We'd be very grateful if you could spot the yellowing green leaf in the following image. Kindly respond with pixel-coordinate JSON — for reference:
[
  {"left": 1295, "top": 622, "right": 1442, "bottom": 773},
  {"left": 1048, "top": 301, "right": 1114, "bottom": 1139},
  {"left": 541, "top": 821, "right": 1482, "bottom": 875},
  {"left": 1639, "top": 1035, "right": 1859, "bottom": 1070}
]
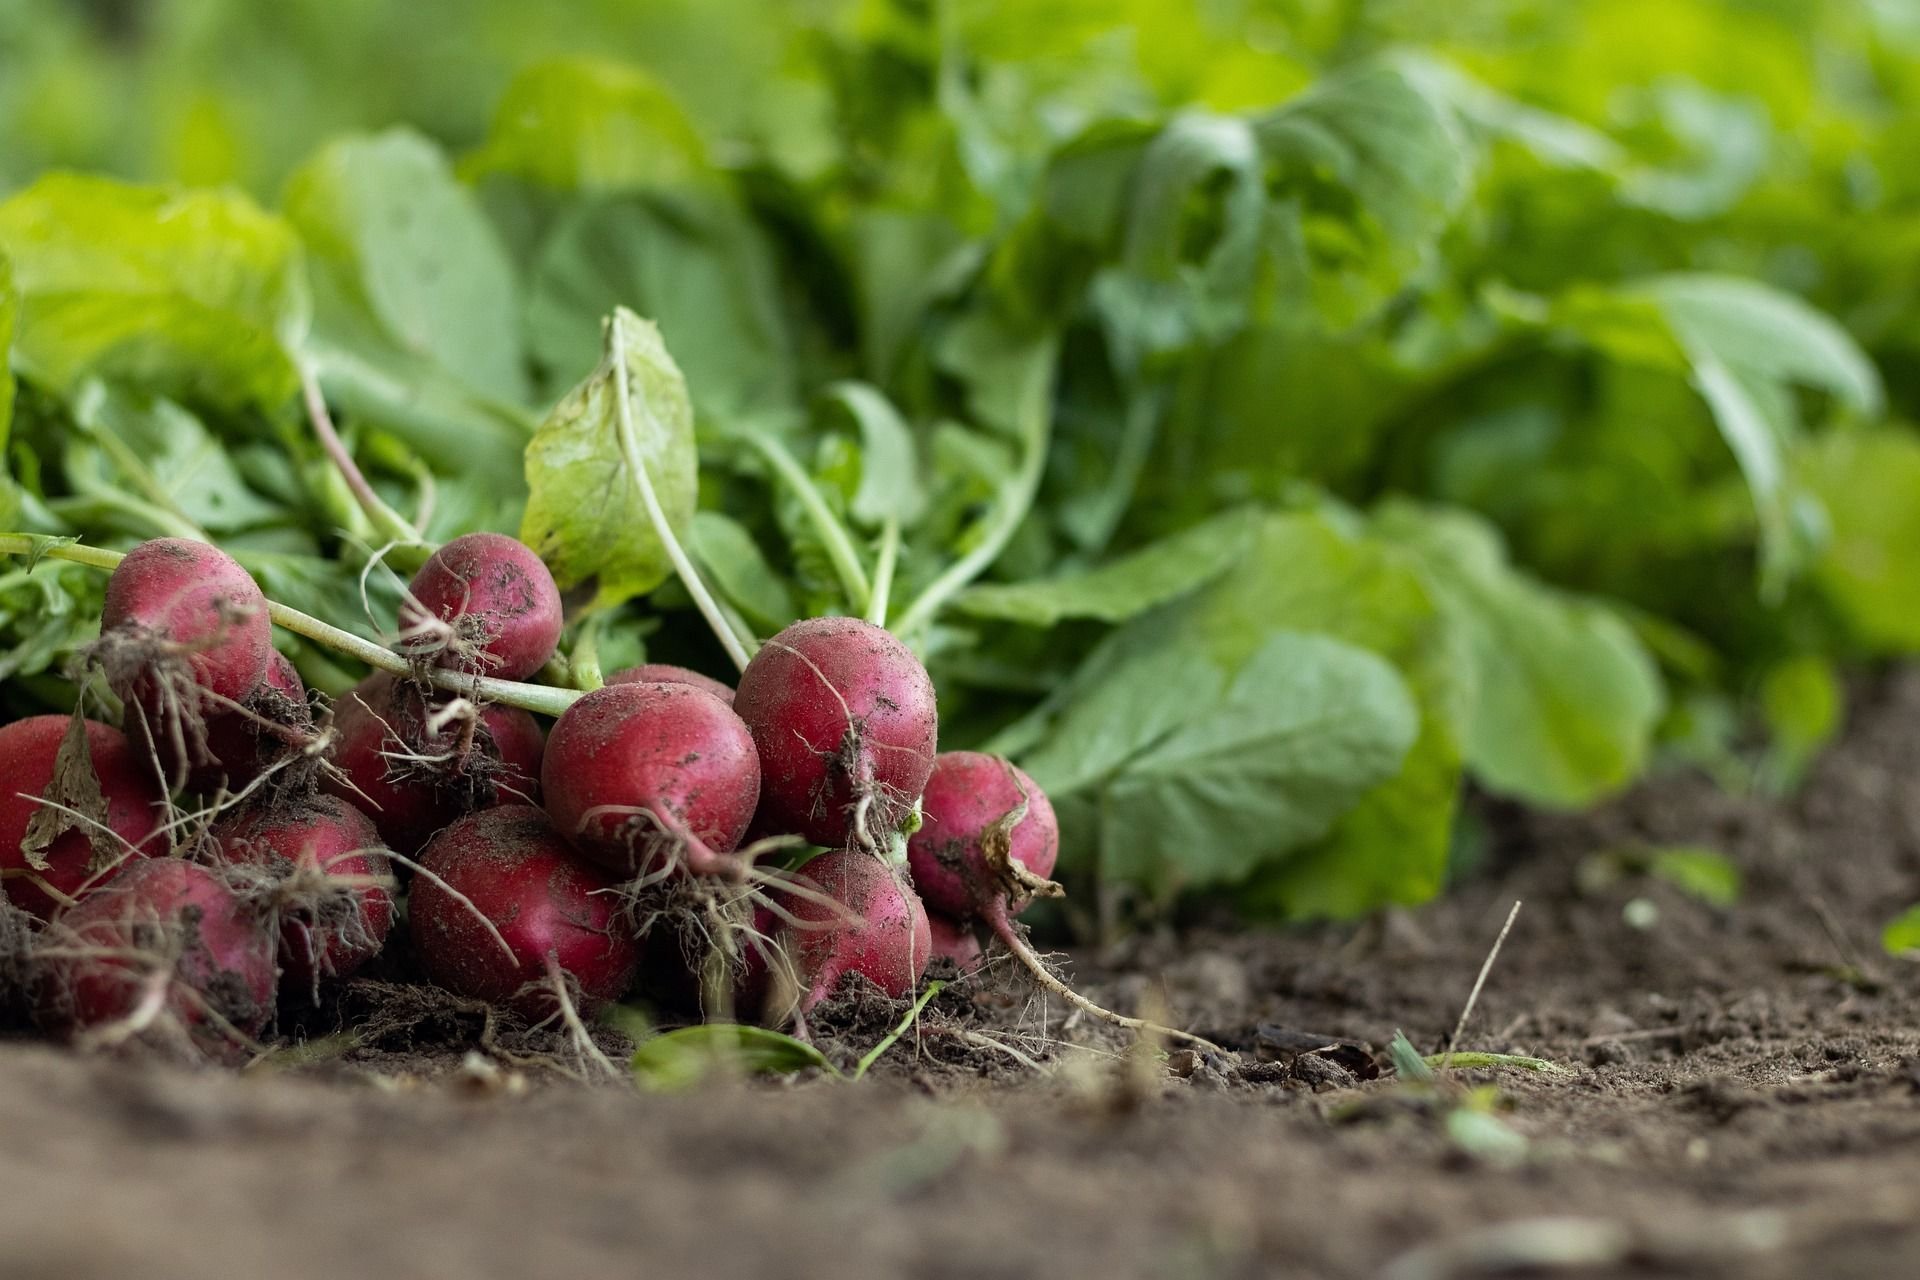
[
  {"left": 1885, "top": 906, "right": 1920, "bottom": 958},
  {"left": 521, "top": 309, "right": 697, "bottom": 609},
  {"left": 630, "top": 1023, "right": 831, "bottom": 1091},
  {"left": 0, "top": 174, "right": 307, "bottom": 410}
]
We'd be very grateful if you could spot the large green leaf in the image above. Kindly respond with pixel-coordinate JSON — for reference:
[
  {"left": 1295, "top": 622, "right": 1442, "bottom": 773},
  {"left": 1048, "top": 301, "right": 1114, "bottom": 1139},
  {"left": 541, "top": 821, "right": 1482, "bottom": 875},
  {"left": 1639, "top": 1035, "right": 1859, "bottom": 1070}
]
[
  {"left": 1373, "top": 501, "right": 1664, "bottom": 808},
  {"left": 523, "top": 193, "right": 795, "bottom": 417},
  {"left": 67, "top": 382, "right": 281, "bottom": 534},
  {"left": 284, "top": 128, "right": 526, "bottom": 404},
  {"left": 1795, "top": 429, "right": 1920, "bottom": 653},
  {"left": 0, "top": 250, "right": 15, "bottom": 447},
  {"left": 820, "top": 381, "right": 927, "bottom": 529},
  {"left": 521, "top": 308, "right": 697, "bottom": 609},
  {"left": 0, "top": 174, "right": 308, "bottom": 410},
  {"left": 464, "top": 57, "right": 711, "bottom": 193},
  {"left": 1022, "top": 627, "right": 1418, "bottom": 893},
  {"left": 956, "top": 507, "right": 1260, "bottom": 626}
]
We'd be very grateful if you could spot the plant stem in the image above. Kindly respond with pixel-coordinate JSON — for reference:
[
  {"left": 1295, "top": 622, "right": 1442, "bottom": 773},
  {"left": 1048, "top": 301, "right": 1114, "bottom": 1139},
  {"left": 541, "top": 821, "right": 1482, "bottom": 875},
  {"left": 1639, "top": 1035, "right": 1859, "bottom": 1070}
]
[
  {"left": 301, "top": 366, "right": 429, "bottom": 551},
  {"left": 739, "top": 429, "right": 871, "bottom": 610},
  {"left": 0, "top": 535, "right": 581, "bottom": 718},
  {"left": 607, "top": 311, "right": 753, "bottom": 673},
  {"left": 893, "top": 336, "right": 1057, "bottom": 639},
  {"left": 850, "top": 980, "right": 944, "bottom": 1081},
  {"left": 866, "top": 517, "right": 899, "bottom": 627}
]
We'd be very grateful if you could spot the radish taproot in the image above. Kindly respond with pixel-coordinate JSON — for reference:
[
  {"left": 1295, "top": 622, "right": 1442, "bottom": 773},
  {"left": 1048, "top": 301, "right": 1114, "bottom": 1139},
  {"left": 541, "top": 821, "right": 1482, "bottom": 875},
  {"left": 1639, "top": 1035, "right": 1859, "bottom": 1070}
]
[
  {"left": 906, "top": 752, "right": 1058, "bottom": 922},
  {"left": 323, "top": 671, "right": 544, "bottom": 855},
  {"left": 733, "top": 617, "right": 937, "bottom": 850},
  {"left": 410, "top": 805, "right": 639, "bottom": 1019},
  {"left": 0, "top": 716, "right": 166, "bottom": 920},
  {"left": 35, "top": 858, "right": 277, "bottom": 1058},
  {"left": 606, "top": 663, "right": 735, "bottom": 705},
  {"left": 208, "top": 794, "right": 395, "bottom": 989},
  {"left": 399, "top": 532, "right": 564, "bottom": 681},
  {"left": 542, "top": 681, "right": 760, "bottom": 880}
]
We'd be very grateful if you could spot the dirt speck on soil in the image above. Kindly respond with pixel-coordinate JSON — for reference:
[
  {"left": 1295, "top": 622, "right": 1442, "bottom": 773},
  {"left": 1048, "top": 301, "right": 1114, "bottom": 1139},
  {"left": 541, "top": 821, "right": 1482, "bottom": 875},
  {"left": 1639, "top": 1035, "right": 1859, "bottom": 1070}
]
[{"left": 2, "top": 670, "right": 1918, "bottom": 1279}]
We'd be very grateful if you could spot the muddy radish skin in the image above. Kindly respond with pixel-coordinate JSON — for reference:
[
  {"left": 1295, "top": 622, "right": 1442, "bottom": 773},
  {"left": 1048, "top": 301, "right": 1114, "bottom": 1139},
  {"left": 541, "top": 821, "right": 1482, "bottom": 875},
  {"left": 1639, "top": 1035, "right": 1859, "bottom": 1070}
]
[
  {"left": 208, "top": 794, "right": 395, "bottom": 987},
  {"left": 410, "top": 806, "right": 639, "bottom": 1019},
  {"left": 906, "top": 752, "right": 1059, "bottom": 921},
  {"left": 35, "top": 859, "right": 278, "bottom": 1058},
  {"left": 101, "top": 538, "right": 272, "bottom": 706},
  {"left": 400, "top": 532, "right": 564, "bottom": 681},
  {"left": 606, "top": 663, "right": 735, "bottom": 705},
  {"left": 733, "top": 617, "right": 939, "bottom": 850},
  {"left": 322, "top": 672, "right": 545, "bottom": 856},
  {"left": 0, "top": 717, "right": 166, "bottom": 920},
  {"left": 148, "top": 649, "right": 311, "bottom": 796},
  {"left": 542, "top": 681, "right": 760, "bottom": 879},
  {"left": 778, "top": 850, "right": 931, "bottom": 1014}
]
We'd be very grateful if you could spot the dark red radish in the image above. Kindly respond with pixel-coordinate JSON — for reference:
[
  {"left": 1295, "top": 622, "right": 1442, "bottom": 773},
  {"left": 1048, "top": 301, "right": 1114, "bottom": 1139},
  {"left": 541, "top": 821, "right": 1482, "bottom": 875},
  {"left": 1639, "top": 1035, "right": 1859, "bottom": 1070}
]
[
  {"left": 410, "top": 806, "right": 638, "bottom": 1019},
  {"left": 399, "top": 532, "right": 563, "bottom": 681},
  {"left": 322, "top": 671, "right": 544, "bottom": 855},
  {"left": 769, "top": 850, "right": 930, "bottom": 1015},
  {"left": 542, "top": 681, "right": 760, "bottom": 880},
  {"left": 35, "top": 858, "right": 277, "bottom": 1058},
  {"left": 927, "top": 912, "right": 984, "bottom": 973},
  {"left": 0, "top": 716, "right": 166, "bottom": 920},
  {"left": 906, "top": 752, "right": 1059, "bottom": 921},
  {"left": 606, "top": 662, "right": 735, "bottom": 705},
  {"left": 733, "top": 617, "right": 938, "bottom": 851},
  {"left": 145, "top": 649, "right": 313, "bottom": 796},
  {"left": 208, "top": 794, "right": 395, "bottom": 989}
]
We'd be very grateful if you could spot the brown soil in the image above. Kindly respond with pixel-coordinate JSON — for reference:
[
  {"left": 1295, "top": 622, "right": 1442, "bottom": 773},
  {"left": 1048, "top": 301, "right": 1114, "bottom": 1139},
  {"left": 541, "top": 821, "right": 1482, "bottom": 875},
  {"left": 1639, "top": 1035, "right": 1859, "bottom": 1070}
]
[{"left": 2, "top": 671, "right": 1918, "bottom": 1279}]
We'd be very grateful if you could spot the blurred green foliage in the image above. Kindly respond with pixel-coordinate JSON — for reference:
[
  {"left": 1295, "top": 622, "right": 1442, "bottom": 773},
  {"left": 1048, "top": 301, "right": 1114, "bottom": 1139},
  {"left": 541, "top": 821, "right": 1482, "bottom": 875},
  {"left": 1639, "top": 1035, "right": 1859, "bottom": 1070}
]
[{"left": 2, "top": 0, "right": 1918, "bottom": 922}]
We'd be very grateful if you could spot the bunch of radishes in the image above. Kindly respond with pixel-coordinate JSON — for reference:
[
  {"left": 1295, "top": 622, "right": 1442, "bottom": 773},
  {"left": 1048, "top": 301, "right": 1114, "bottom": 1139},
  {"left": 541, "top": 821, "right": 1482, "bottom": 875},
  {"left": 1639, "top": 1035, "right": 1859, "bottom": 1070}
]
[{"left": 0, "top": 530, "right": 1079, "bottom": 1060}]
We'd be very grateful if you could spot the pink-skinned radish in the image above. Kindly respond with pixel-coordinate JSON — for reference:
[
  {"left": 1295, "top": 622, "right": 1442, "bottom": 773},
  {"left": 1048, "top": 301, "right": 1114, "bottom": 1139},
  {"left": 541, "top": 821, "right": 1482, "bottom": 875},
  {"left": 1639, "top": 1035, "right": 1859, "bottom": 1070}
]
[
  {"left": 95, "top": 539, "right": 275, "bottom": 790},
  {"left": 208, "top": 794, "right": 395, "bottom": 991},
  {"left": 322, "top": 671, "right": 544, "bottom": 855},
  {"left": 905, "top": 760, "right": 1221, "bottom": 1052},
  {"left": 399, "top": 532, "right": 564, "bottom": 681},
  {"left": 606, "top": 663, "right": 735, "bottom": 705},
  {"left": 542, "top": 681, "right": 760, "bottom": 880},
  {"left": 927, "top": 912, "right": 984, "bottom": 973},
  {"left": 142, "top": 649, "right": 313, "bottom": 796},
  {"left": 767, "top": 850, "right": 931, "bottom": 1016},
  {"left": 907, "top": 752, "right": 1059, "bottom": 922},
  {"left": 733, "top": 617, "right": 938, "bottom": 851},
  {"left": 0, "top": 715, "right": 166, "bottom": 920},
  {"left": 34, "top": 858, "right": 277, "bottom": 1060},
  {"left": 409, "top": 805, "right": 639, "bottom": 1020}
]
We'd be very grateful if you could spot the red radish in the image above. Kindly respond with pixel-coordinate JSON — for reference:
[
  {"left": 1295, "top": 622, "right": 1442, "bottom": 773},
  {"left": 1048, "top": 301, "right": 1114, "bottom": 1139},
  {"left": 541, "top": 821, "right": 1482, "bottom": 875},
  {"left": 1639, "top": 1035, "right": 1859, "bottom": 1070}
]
[
  {"left": 770, "top": 850, "right": 930, "bottom": 1014},
  {"left": 208, "top": 794, "right": 395, "bottom": 988},
  {"left": 906, "top": 752, "right": 1059, "bottom": 921},
  {"left": 927, "top": 912, "right": 984, "bottom": 973},
  {"left": 0, "top": 716, "right": 166, "bottom": 920},
  {"left": 410, "top": 805, "right": 638, "bottom": 1019},
  {"left": 146, "top": 649, "right": 313, "bottom": 795},
  {"left": 542, "top": 681, "right": 760, "bottom": 879},
  {"left": 322, "top": 671, "right": 544, "bottom": 855},
  {"left": 733, "top": 617, "right": 938, "bottom": 850},
  {"left": 35, "top": 858, "right": 277, "bottom": 1058},
  {"left": 607, "top": 663, "right": 735, "bottom": 705},
  {"left": 399, "top": 532, "right": 563, "bottom": 680},
  {"left": 100, "top": 538, "right": 272, "bottom": 704}
]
